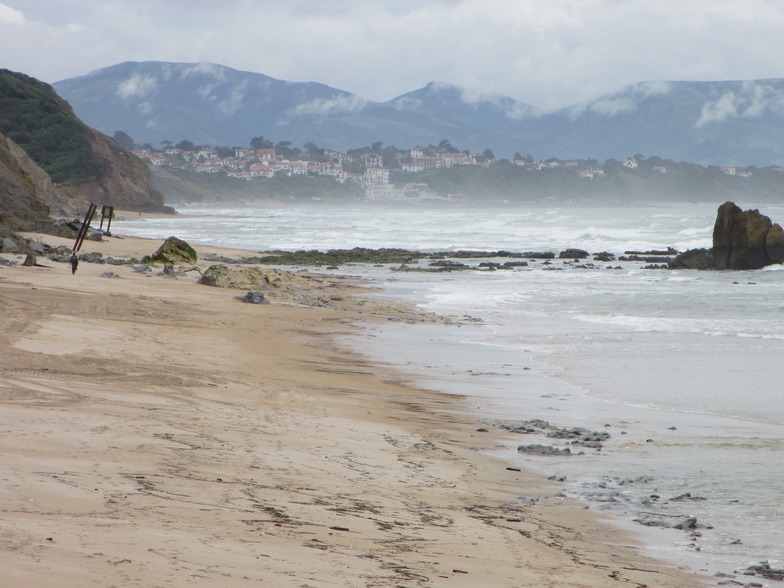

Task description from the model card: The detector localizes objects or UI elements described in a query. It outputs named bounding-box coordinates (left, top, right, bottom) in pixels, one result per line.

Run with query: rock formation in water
left=712, top=201, right=784, bottom=270
left=670, top=201, right=784, bottom=270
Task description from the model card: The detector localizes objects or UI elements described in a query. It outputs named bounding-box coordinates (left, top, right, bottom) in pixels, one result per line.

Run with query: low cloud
left=181, top=62, right=226, bottom=80
left=116, top=73, right=158, bottom=101
left=462, top=89, right=538, bottom=120
left=696, top=81, right=784, bottom=126
left=218, top=80, right=247, bottom=114
left=567, top=81, right=674, bottom=118
left=198, top=82, right=218, bottom=100
left=390, top=95, right=423, bottom=111
left=287, top=94, right=368, bottom=116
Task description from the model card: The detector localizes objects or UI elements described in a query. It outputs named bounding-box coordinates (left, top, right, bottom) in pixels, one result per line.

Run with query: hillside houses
left=133, top=145, right=486, bottom=181
left=134, top=142, right=738, bottom=201
left=132, top=145, right=491, bottom=201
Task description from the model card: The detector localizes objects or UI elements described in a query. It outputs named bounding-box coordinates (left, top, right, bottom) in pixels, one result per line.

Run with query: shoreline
left=0, top=232, right=708, bottom=586
left=339, top=317, right=778, bottom=578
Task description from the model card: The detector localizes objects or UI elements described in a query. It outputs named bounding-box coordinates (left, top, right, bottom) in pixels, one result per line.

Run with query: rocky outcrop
left=0, top=132, right=52, bottom=230
left=144, top=237, right=198, bottom=265
left=670, top=202, right=784, bottom=270
left=712, top=201, right=784, bottom=269
left=201, top=265, right=310, bottom=292
left=200, top=264, right=332, bottom=306
left=558, top=248, right=589, bottom=259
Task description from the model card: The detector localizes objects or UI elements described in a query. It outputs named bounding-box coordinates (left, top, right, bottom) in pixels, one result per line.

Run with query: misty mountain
left=529, top=79, right=784, bottom=165
left=54, top=61, right=784, bottom=165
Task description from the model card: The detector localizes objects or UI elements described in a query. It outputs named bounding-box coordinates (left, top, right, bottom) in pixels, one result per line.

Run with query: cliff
left=0, top=131, right=52, bottom=230
left=52, top=130, right=175, bottom=216
left=0, top=69, right=173, bottom=220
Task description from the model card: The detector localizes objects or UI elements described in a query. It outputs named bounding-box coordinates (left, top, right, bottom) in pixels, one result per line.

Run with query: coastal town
left=132, top=143, right=491, bottom=202
left=131, top=141, right=765, bottom=202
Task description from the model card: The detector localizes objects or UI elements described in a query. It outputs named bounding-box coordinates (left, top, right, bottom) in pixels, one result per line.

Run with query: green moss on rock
left=145, top=236, right=197, bottom=265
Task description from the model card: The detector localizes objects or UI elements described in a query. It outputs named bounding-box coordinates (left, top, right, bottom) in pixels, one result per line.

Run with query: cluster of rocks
left=1, top=227, right=47, bottom=257
left=46, top=217, right=106, bottom=241
left=390, top=202, right=784, bottom=273
left=634, top=513, right=702, bottom=531
left=576, top=475, right=715, bottom=547
left=517, top=444, right=573, bottom=456
left=496, top=419, right=611, bottom=451
left=1, top=223, right=113, bottom=267
left=741, top=561, right=784, bottom=582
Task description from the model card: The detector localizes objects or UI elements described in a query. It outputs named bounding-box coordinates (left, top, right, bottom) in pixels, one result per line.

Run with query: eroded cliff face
left=0, top=132, right=52, bottom=230
left=51, top=131, right=174, bottom=216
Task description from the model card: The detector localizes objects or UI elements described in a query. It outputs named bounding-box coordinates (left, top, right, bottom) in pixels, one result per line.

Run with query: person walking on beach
left=68, top=253, right=79, bottom=274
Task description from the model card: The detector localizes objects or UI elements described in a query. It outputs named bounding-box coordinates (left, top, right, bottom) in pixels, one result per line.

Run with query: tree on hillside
left=304, top=142, right=325, bottom=161
left=251, top=136, right=274, bottom=150
left=176, top=139, right=196, bottom=151
left=113, top=130, right=136, bottom=150
left=382, top=145, right=402, bottom=168
left=437, top=139, right=459, bottom=154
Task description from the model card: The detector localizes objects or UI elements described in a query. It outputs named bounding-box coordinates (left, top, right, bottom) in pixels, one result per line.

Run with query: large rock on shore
left=145, top=237, right=198, bottom=265
left=712, top=201, right=784, bottom=269
left=200, top=264, right=330, bottom=307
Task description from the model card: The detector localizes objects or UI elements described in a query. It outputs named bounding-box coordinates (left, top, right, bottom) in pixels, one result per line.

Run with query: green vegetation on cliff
left=0, top=69, right=109, bottom=184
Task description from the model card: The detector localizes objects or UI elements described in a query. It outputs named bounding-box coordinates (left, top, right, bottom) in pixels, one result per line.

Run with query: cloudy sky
left=2, top=0, right=784, bottom=110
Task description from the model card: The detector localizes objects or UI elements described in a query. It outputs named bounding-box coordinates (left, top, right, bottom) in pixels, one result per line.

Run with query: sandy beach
left=0, top=231, right=708, bottom=587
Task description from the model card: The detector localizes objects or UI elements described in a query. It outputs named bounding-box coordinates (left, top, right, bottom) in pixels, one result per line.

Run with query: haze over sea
left=118, top=202, right=784, bottom=578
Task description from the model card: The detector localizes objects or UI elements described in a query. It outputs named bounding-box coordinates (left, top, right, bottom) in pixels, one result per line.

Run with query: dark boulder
left=669, top=248, right=715, bottom=270
left=712, top=201, right=784, bottom=269
left=237, top=291, right=270, bottom=304
left=559, top=248, right=589, bottom=259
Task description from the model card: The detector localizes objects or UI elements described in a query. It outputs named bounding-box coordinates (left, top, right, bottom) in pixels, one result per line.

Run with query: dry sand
left=0, top=232, right=708, bottom=587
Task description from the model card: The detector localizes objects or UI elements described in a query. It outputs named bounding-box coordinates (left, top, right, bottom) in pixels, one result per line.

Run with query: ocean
left=117, top=202, right=784, bottom=579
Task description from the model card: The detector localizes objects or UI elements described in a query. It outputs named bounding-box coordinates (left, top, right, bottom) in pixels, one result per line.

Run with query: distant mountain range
left=53, top=61, right=784, bottom=166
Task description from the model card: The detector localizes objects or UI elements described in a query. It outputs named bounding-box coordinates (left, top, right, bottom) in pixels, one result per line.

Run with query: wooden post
left=73, top=203, right=97, bottom=252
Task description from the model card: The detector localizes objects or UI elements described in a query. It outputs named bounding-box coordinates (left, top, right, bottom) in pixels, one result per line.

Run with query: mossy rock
left=146, top=236, right=197, bottom=264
